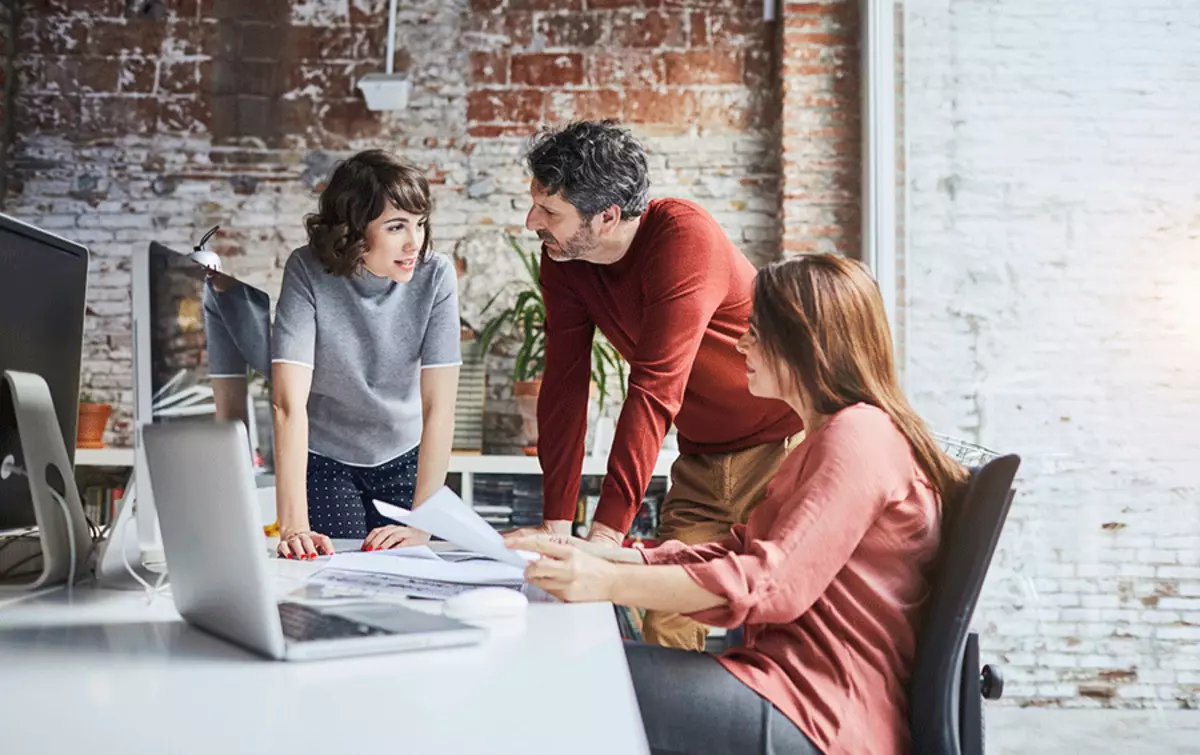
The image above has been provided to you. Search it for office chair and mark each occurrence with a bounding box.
[910,453,1021,755]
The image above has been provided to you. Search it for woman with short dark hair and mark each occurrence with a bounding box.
[508,254,967,755]
[271,150,461,559]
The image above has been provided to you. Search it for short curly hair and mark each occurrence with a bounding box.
[525,120,649,221]
[304,150,432,277]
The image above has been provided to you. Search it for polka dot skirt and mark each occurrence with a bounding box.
[306,447,419,538]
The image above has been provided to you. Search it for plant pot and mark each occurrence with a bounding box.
[76,402,112,449]
[513,379,541,456]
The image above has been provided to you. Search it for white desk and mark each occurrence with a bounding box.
[0,558,650,755]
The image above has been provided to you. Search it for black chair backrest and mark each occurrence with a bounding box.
[910,454,1021,755]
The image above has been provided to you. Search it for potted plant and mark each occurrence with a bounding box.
[76,390,112,450]
[477,234,627,455]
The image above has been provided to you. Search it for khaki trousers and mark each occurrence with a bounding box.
[641,433,801,651]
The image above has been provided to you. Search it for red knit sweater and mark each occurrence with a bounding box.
[537,198,803,532]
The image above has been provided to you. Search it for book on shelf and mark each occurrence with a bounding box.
[82,484,125,528]
[573,489,661,544]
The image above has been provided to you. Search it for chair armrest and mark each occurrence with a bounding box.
[981,664,1004,700]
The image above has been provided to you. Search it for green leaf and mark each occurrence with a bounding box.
[616,354,628,399]
[477,307,515,356]
[508,233,540,286]
[590,339,628,407]
[512,290,539,321]
[592,343,610,410]
[475,234,552,384]
[479,284,512,316]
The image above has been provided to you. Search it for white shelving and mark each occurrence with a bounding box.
[75,447,136,467]
[72,447,679,506]
[448,451,677,506]
[447,452,676,477]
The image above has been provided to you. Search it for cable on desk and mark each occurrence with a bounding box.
[47,487,78,599]
[117,508,171,604]
[0,550,45,580]
[0,527,40,563]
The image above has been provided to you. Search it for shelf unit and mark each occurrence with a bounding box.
[448,451,677,506]
[73,448,680,507]
[75,447,136,467]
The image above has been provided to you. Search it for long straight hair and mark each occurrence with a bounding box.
[753,254,968,501]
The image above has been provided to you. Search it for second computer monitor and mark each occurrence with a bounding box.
[131,240,274,547]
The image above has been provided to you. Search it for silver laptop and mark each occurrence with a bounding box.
[141,421,485,661]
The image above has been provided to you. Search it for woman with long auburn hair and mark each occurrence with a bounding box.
[507,253,967,755]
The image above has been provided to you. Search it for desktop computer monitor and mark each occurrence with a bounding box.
[0,212,88,530]
[131,241,274,550]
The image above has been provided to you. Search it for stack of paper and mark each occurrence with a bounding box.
[306,487,534,600]
[372,491,534,568]
[324,551,525,584]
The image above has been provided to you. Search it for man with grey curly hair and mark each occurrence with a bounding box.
[507,120,805,651]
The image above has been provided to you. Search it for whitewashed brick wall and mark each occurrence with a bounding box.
[907,0,1200,707]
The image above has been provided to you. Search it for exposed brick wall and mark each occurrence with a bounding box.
[908,0,1200,707]
[6,0,791,453]
[464,0,776,138]
[0,0,14,203]
[779,0,861,258]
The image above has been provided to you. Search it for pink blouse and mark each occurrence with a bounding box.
[642,403,942,755]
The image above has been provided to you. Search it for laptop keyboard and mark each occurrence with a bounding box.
[278,602,391,643]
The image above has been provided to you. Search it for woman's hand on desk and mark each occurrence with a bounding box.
[277,529,334,559]
[362,525,431,551]
[508,535,619,603]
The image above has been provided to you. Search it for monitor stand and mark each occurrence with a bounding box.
[0,370,93,591]
[95,476,165,589]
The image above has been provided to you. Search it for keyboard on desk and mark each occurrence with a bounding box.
[277,602,391,643]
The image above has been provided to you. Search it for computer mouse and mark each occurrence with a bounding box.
[443,586,529,622]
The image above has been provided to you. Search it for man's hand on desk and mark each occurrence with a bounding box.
[586,521,625,547]
[502,519,573,543]
[362,525,431,551]
[277,528,334,559]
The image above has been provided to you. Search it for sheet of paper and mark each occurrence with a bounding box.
[373,545,441,561]
[307,567,520,600]
[373,488,533,568]
[326,551,526,584]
